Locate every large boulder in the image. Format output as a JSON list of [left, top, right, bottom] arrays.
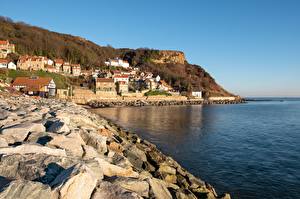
[[79, 130, 107, 154], [0, 154, 76, 183], [48, 132, 85, 157], [0, 109, 9, 120], [50, 163, 102, 199], [0, 180, 56, 199], [112, 177, 150, 198], [0, 144, 67, 156], [46, 120, 70, 133], [148, 178, 172, 199], [0, 123, 46, 144], [91, 181, 141, 199], [97, 158, 139, 178]]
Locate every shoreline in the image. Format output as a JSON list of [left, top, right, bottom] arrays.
[[0, 93, 231, 199], [87, 99, 245, 108]]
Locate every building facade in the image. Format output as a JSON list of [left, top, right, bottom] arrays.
[[95, 78, 117, 97]]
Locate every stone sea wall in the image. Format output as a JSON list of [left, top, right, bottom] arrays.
[[0, 93, 230, 199], [88, 99, 244, 108]]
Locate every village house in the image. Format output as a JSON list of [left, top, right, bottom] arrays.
[[113, 74, 129, 84], [17, 55, 47, 71], [105, 58, 130, 68], [54, 59, 64, 72], [0, 40, 15, 58], [45, 65, 59, 73], [12, 76, 56, 97], [95, 78, 117, 97], [0, 58, 16, 70], [191, 91, 202, 98], [71, 64, 81, 76], [116, 81, 129, 95], [62, 62, 71, 74]]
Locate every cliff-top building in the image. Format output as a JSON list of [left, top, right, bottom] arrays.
[[105, 58, 130, 68], [95, 78, 117, 97], [0, 40, 15, 58]]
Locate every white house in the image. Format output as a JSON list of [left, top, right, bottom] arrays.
[[113, 74, 129, 84], [192, 91, 202, 98], [155, 75, 161, 82], [8, 62, 16, 70], [105, 58, 130, 68]]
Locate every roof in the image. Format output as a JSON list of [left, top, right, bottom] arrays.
[[54, 59, 64, 64], [12, 77, 53, 90], [0, 40, 9, 45], [0, 58, 8, 64], [96, 78, 114, 83], [114, 75, 129, 78]]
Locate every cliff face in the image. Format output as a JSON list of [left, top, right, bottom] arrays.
[[151, 50, 186, 64], [0, 16, 234, 97]]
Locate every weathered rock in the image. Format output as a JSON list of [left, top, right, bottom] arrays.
[[50, 163, 102, 199], [0, 137, 8, 147], [48, 132, 85, 157], [176, 189, 198, 199], [0, 123, 46, 144], [0, 154, 76, 183], [0, 180, 56, 199], [0, 144, 67, 156], [112, 177, 150, 197], [97, 158, 139, 178], [124, 145, 147, 170], [79, 130, 107, 154], [148, 178, 172, 199], [47, 120, 70, 133], [91, 181, 140, 199], [158, 164, 176, 175], [0, 109, 9, 120]]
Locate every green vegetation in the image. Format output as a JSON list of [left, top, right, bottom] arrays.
[[0, 69, 69, 89], [144, 90, 172, 96]]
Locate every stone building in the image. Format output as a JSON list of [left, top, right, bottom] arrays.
[[116, 81, 129, 95], [17, 55, 47, 71], [95, 78, 117, 97]]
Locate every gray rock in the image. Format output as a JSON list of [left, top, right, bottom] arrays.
[[0, 109, 9, 120], [50, 163, 102, 199], [47, 120, 70, 133], [0, 122, 46, 144], [79, 130, 107, 154], [0, 144, 67, 156], [148, 178, 172, 199], [0, 180, 56, 199], [91, 181, 140, 199], [112, 177, 150, 197]]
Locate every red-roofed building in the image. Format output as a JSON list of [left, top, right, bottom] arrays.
[[71, 64, 81, 76], [0, 40, 15, 58], [12, 76, 56, 97], [0, 58, 8, 68], [17, 55, 47, 71], [113, 75, 129, 84], [95, 78, 117, 97]]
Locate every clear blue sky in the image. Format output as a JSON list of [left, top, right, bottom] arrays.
[[2, 0, 300, 97]]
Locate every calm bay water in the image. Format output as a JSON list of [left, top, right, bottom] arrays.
[[94, 100, 300, 199]]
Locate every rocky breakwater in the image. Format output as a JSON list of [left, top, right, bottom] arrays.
[[88, 99, 244, 108], [0, 93, 230, 199]]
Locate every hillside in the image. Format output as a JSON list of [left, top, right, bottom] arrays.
[[0, 16, 233, 97]]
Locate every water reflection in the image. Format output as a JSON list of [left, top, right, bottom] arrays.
[[95, 105, 204, 149]]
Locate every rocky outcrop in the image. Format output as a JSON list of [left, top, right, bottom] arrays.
[[151, 50, 186, 64], [0, 93, 231, 199]]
